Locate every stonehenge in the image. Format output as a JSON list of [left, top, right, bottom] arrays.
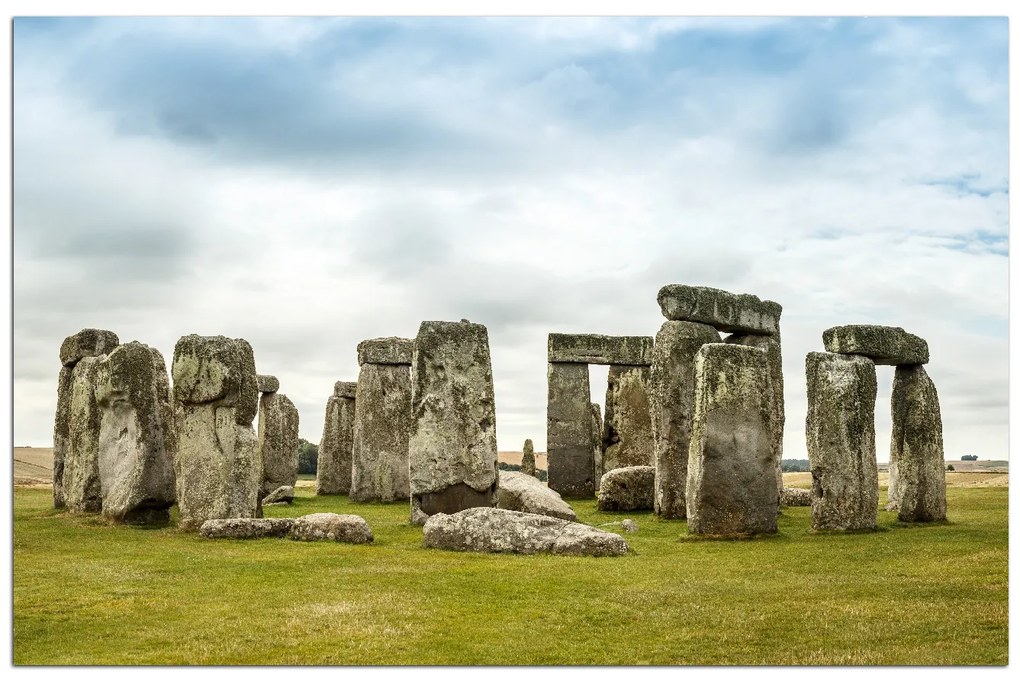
[[656, 284, 782, 336], [316, 381, 356, 495], [350, 337, 413, 503], [547, 362, 595, 497], [889, 365, 946, 522], [257, 376, 299, 504], [822, 325, 929, 366], [409, 320, 499, 525]]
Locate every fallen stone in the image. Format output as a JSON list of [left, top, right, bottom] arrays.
[[521, 439, 536, 477], [780, 487, 812, 507], [422, 507, 627, 556], [262, 485, 294, 505], [316, 384, 356, 495], [59, 328, 120, 368], [597, 466, 655, 512], [350, 363, 412, 502], [199, 517, 295, 539], [547, 362, 595, 498], [890, 365, 946, 522], [357, 337, 414, 366], [822, 325, 929, 366], [547, 333, 653, 366], [602, 365, 654, 471], [290, 513, 374, 543], [256, 374, 280, 393], [258, 392, 300, 500], [496, 470, 576, 521], [656, 284, 781, 336]]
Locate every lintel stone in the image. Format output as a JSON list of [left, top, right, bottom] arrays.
[[656, 284, 781, 336], [822, 325, 929, 366], [334, 381, 357, 399], [547, 333, 653, 366], [357, 337, 413, 366]]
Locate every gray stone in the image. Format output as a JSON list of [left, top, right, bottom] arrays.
[[63, 356, 107, 513], [687, 343, 778, 536], [822, 325, 929, 366], [316, 386, 356, 495], [199, 517, 295, 539], [256, 374, 280, 393], [334, 380, 357, 399], [496, 470, 576, 521], [602, 365, 654, 472], [590, 403, 604, 488], [59, 328, 119, 368], [409, 321, 499, 524], [546, 362, 595, 498], [52, 366, 73, 509], [262, 485, 294, 505], [805, 352, 878, 531], [597, 465, 655, 512], [258, 392, 300, 500], [521, 439, 536, 477], [657, 284, 782, 336], [172, 335, 261, 530], [889, 365, 946, 522], [780, 487, 812, 507], [422, 507, 627, 557], [547, 333, 653, 366], [290, 513, 374, 543], [95, 342, 177, 525], [649, 320, 720, 520], [357, 337, 414, 366], [351, 363, 412, 502], [621, 518, 638, 533]]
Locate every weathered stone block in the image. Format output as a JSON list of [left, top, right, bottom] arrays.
[[822, 325, 929, 366], [687, 343, 778, 536], [172, 335, 259, 425], [602, 365, 654, 471], [497, 470, 576, 521], [409, 320, 498, 524], [547, 333, 653, 366], [547, 362, 595, 498], [290, 513, 374, 543], [200, 517, 295, 539], [805, 352, 878, 531], [357, 337, 414, 366], [780, 487, 813, 507], [590, 403, 604, 488], [334, 380, 357, 399], [890, 365, 946, 522], [52, 366, 73, 508], [256, 374, 280, 393], [258, 392, 300, 500], [351, 363, 412, 502], [521, 439, 536, 477], [657, 284, 781, 336], [262, 485, 294, 504], [316, 388, 356, 495], [63, 356, 107, 514], [597, 465, 655, 512], [59, 328, 119, 368]]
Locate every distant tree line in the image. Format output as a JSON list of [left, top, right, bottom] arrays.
[[780, 459, 810, 472], [298, 439, 318, 475], [961, 454, 978, 461]]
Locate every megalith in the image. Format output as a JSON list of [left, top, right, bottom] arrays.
[[547, 362, 594, 498], [316, 381, 356, 495], [822, 325, 928, 366], [686, 343, 778, 536], [63, 356, 109, 513], [590, 402, 604, 488], [258, 388, 300, 503], [351, 337, 413, 503], [649, 320, 720, 519], [889, 365, 946, 522], [521, 438, 536, 477], [602, 365, 654, 471], [171, 335, 260, 530], [657, 285, 781, 336], [95, 342, 177, 524], [804, 352, 878, 531], [409, 320, 498, 524]]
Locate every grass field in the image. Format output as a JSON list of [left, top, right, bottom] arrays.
[[12, 481, 1007, 665]]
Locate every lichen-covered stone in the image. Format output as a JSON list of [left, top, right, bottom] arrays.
[[547, 362, 595, 498], [316, 385, 356, 495], [547, 333, 653, 366], [334, 380, 357, 399], [597, 465, 655, 512], [171, 335, 259, 425], [256, 374, 280, 393], [496, 470, 576, 521], [822, 325, 929, 366], [258, 392, 300, 500], [63, 356, 107, 513], [889, 365, 946, 522], [521, 439, 536, 477], [657, 285, 781, 336], [805, 352, 878, 531], [602, 365, 654, 472], [290, 513, 373, 543], [649, 320, 720, 519], [52, 366, 73, 508], [95, 342, 177, 525], [590, 403, 604, 488], [780, 487, 812, 507], [351, 363, 412, 502], [199, 517, 295, 539], [357, 337, 414, 366], [422, 507, 627, 556], [59, 328, 119, 368], [687, 343, 778, 536]]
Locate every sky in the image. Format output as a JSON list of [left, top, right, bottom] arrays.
[[11, 16, 1009, 461]]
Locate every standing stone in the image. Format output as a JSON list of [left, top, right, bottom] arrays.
[[316, 381, 356, 495], [649, 320, 720, 519], [687, 344, 778, 536], [63, 356, 108, 513], [95, 342, 177, 524], [602, 365, 654, 472], [172, 335, 260, 531], [890, 365, 946, 522], [547, 362, 594, 498], [409, 320, 498, 524], [351, 362, 412, 502], [805, 352, 878, 531], [258, 392, 300, 502], [590, 402, 604, 489], [521, 439, 536, 477]]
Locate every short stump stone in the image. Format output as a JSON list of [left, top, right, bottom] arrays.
[[290, 513, 374, 543], [199, 518, 295, 539]]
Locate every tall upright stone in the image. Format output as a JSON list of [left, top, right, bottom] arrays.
[[316, 381, 356, 495], [172, 335, 260, 531], [805, 352, 878, 531], [649, 320, 720, 519], [95, 342, 177, 524], [409, 320, 498, 524], [521, 439, 536, 477], [351, 337, 413, 503], [52, 366, 73, 509], [602, 365, 654, 471], [890, 365, 946, 522], [258, 391, 300, 502], [590, 402, 604, 488], [687, 343, 778, 536], [63, 356, 108, 513], [547, 362, 594, 498]]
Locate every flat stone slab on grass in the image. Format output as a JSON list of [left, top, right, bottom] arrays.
[[422, 507, 627, 556], [357, 337, 414, 366], [822, 325, 929, 366], [496, 470, 576, 521], [290, 513, 374, 543], [780, 487, 812, 507], [656, 284, 781, 336], [199, 518, 295, 539], [597, 465, 655, 511], [547, 333, 653, 366]]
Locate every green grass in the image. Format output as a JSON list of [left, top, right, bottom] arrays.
[[13, 484, 1007, 665]]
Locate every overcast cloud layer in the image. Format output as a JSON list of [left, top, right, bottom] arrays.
[[13, 16, 1008, 461]]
